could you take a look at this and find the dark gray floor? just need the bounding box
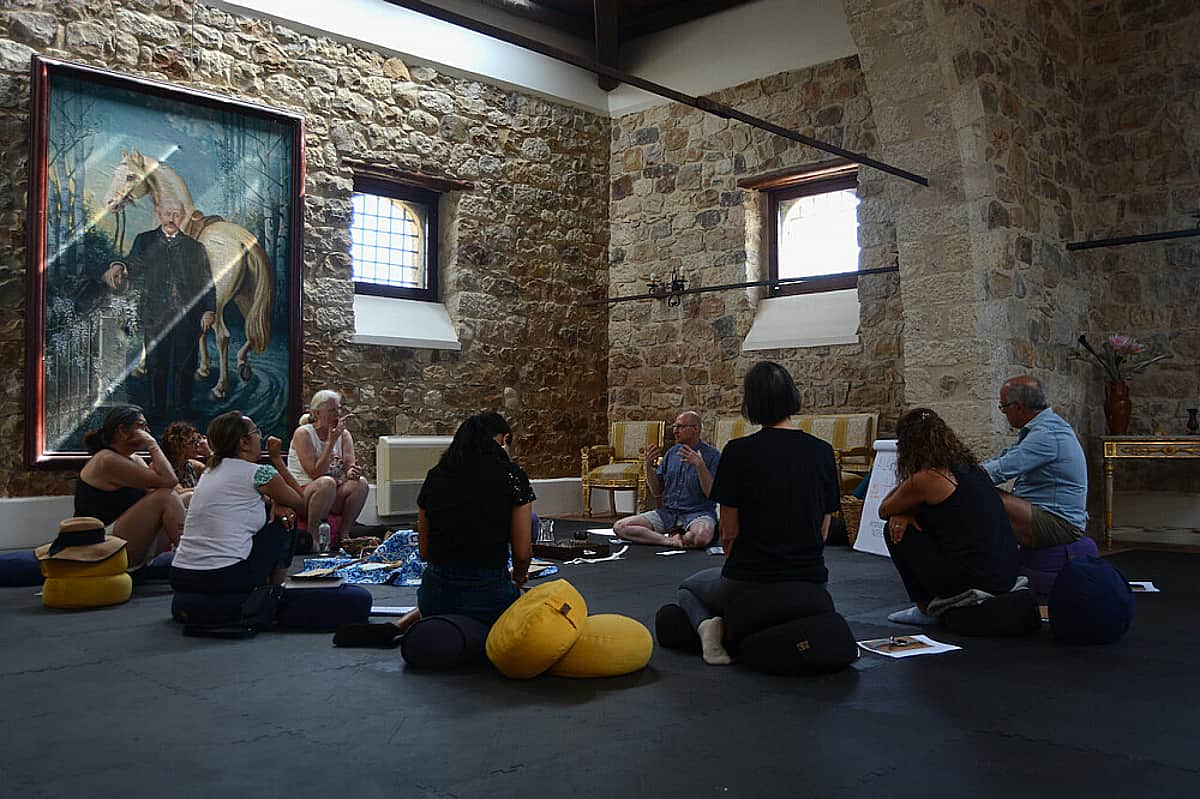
[2,524,1199,798]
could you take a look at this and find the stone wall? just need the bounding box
[1077,0,1200,491]
[0,0,610,495]
[607,57,905,437]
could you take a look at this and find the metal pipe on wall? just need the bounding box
[382,0,929,187]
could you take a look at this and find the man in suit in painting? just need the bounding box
[103,197,216,419]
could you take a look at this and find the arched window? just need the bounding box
[350,177,438,301]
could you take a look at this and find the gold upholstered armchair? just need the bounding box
[581,420,665,517]
[796,412,879,490]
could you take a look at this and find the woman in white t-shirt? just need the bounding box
[286,390,369,542]
[170,411,306,594]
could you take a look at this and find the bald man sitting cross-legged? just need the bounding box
[613,411,721,549]
[982,376,1089,549]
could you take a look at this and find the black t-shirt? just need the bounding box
[711,427,839,583]
[417,451,536,569]
[914,466,1018,592]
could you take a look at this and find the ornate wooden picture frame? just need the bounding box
[24,57,305,467]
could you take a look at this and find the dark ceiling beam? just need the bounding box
[382,0,929,186]
[478,0,592,37]
[593,0,620,91]
[620,0,758,41]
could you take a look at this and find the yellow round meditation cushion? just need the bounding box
[39,549,129,579]
[42,574,133,609]
[547,614,654,678]
[486,579,588,679]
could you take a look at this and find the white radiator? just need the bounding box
[374,435,453,516]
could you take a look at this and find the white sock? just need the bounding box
[697,617,732,665]
[887,605,938,626]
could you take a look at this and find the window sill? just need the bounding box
[742,289,859,351]
[350,294,461,350]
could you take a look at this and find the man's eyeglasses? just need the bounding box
[998,401,1019,411]
[672,424,698,430]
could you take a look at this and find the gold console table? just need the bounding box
[1102,436,1200,549]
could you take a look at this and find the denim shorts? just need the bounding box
[417,564,520,625]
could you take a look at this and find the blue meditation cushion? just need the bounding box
[1048,555,1134,645]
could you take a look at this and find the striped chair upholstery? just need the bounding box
[713,417,760,452]
[796,413,879,474]
[581,421,665,517]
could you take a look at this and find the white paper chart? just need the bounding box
[854,439,898,558]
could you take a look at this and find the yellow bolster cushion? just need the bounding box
[42,574,133,610]
[39,549,129,579]
[547,614,654,678]
[486,579,588,679]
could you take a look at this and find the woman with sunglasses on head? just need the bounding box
[76,404,187,573]
[878,407,1019,625]
[161,421,207,508]
[334,411,534,647]
[170,411,306,594]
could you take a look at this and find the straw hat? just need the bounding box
[34,517,127,563]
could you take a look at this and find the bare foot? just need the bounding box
[664,533,685,548]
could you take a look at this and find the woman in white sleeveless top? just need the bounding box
[287,390,370,541]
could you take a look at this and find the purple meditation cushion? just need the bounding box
[1018,536,1100,598]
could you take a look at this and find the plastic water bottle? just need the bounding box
[317,521,331,553]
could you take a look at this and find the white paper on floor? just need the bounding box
[563,545,629,566]
[858,634,962,659]
[655,550,687,557]
[371,606,416,615]
[587,528,617,536]
[707,546,724,555]
[1128,581,1161,593]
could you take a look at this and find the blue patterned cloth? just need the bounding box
[302,529,560,586]
[302,529,426,586]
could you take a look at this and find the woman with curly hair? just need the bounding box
[878,408,1018,625]
[161,421,206,507]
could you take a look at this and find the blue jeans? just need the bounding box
[417,564,520,625]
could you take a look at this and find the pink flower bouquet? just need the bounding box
[1078,334,1168,382]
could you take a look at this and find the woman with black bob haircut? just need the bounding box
[877,407,1018,626]
[169,411,306,594]
[334,411,534,647]
[75,404,186,573]
[674,361,841,664]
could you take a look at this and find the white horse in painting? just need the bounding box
[101,149,274,400]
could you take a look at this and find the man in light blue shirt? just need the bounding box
[614,411,720,549]
[982,376,1089,549]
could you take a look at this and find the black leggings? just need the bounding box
[885,526,1013,605]
[170,521,296,594]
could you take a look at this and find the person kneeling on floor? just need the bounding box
[675,362,840,664]
[334,411,535,647]
[880,408,1020,626]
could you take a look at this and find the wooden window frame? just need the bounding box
[764,169,860,297]
[351,175,440,302]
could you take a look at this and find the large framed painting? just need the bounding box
[25,57,304,467]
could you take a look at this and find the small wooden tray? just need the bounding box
[532,541,611,560]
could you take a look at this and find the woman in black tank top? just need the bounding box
[878,408,1019,625]
[75,405,187,570]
